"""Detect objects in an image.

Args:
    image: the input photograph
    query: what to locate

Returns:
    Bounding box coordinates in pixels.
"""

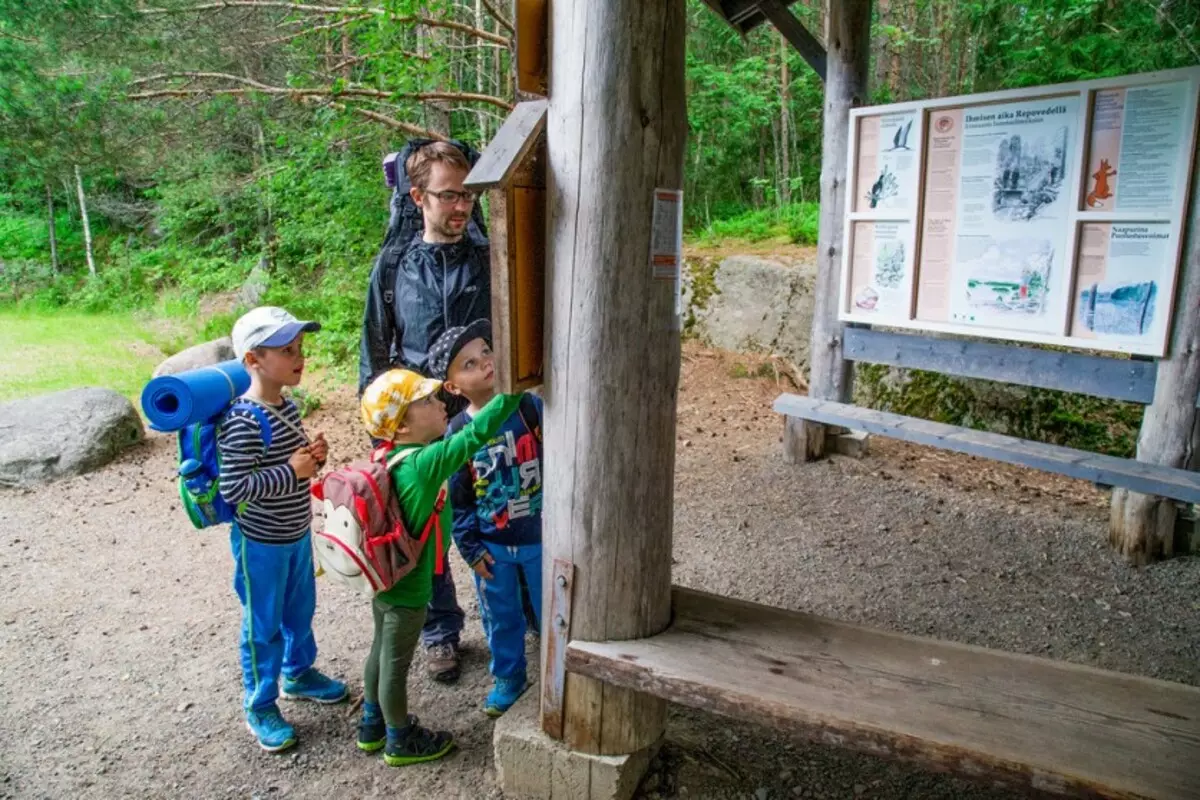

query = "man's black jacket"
[358,231,491,393]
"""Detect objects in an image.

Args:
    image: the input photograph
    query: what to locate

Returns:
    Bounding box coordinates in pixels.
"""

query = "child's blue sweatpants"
[230,524,318,712]
[474,541,542,682]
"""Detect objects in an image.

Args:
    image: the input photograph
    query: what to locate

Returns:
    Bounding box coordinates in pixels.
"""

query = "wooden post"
[1110,146,1200,564]
[542,0,686,756]
[782,0,871,464]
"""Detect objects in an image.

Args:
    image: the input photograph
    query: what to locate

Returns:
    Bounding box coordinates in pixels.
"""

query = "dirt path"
[1,343,1196,800]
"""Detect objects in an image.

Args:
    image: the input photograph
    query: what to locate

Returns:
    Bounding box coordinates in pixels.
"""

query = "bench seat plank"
[772,394,1200,503]
[566,588,1200,799]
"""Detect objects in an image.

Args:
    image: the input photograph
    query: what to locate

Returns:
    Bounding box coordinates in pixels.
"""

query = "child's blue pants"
[474,541,542,682]
[230,525,318,712]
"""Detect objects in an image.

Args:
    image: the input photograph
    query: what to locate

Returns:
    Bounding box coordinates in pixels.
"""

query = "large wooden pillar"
[783,0,871,463]
[1110,147,1200,564]
[541,0,687,755]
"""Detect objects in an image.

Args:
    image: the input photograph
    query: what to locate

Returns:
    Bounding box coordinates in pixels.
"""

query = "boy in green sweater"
[357,368,522,766]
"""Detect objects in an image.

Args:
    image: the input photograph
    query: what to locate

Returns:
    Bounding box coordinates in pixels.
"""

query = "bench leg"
[783,416,827,464]
[1109,488,1179,565]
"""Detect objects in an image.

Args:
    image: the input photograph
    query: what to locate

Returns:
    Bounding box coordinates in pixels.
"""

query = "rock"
[684,255,817,367]
[238,260,270,309]
[152,337,236,378]
[0,388,143,487]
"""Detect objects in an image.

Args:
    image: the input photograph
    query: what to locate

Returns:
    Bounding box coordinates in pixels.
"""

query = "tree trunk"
[542,0,686,758]
[780,31,792,206]
[783,0,871,463]
[1109,144,1200,563]
[874,0,890,93]
[74,164,96,277]
[45,182,59,274]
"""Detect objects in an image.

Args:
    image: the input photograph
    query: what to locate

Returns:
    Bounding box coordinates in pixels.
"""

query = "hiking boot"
[281,668,348,704]
[246,705,297,753]
[358,701,386,753]
[484,676,528,718]
[383,715,456,767]
[425,643,460,683]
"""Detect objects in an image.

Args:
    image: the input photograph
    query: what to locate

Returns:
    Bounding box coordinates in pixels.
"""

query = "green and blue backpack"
[176,400,271,529]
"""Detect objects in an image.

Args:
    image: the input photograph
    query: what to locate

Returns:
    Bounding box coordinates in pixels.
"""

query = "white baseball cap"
[232,306,321,359]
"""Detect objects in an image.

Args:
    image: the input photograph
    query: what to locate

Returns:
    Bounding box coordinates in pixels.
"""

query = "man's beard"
[433,216,467,241]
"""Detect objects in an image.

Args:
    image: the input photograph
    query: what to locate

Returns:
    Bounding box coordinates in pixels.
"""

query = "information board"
[839,67,1200,357]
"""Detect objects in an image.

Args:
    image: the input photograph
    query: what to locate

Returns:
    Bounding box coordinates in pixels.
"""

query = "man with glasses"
[358,140,490,684]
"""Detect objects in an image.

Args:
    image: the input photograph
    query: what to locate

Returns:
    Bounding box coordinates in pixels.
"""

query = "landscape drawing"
[962,238,1054,316]
[1077,281,1157,337]
[992,127,1069,221]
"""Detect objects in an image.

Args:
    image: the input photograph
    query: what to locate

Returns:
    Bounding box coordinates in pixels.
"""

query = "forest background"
[0,0,1197,403]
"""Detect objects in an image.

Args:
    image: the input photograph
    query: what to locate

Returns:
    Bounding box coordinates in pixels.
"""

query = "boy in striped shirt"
[218,306,348,753]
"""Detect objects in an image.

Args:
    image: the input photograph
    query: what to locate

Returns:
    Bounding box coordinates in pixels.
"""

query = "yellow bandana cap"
[360,369,442,441]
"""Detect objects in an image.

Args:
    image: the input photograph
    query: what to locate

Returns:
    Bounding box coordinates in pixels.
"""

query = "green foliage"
[689,202,819,245]
[855,363,1144,457]
[0,308,162,402]
[1,0,1198,407]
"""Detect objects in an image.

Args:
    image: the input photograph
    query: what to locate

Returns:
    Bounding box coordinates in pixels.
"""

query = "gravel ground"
[1,342,1196,800]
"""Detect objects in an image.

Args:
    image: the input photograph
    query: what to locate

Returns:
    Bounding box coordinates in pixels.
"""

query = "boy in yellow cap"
[357,369,522,766]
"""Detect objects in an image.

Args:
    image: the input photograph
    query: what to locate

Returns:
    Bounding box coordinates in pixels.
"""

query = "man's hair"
[406,141,471,190]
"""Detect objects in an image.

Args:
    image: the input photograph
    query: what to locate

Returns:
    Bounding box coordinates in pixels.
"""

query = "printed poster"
[940,95,1081,331]
[1084,82,1191,212]
[915,109,962,322]
[1072,223,1173,345]
[848,221,913,319]
[854,112,919,212]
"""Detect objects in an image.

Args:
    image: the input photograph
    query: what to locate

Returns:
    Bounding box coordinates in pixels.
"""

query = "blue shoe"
[281,668,348,704]
[358,701,386,752]
[484,676,528,718]
[246,705,297,753]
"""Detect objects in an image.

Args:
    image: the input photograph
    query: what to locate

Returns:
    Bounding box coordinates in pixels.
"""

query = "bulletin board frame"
[838,66,1200,357]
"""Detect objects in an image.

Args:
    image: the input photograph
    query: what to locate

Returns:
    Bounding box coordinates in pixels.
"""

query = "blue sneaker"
[246,705,297,753]
[358,701,386,753]
[484,676,528,718]
[281,668,348,704]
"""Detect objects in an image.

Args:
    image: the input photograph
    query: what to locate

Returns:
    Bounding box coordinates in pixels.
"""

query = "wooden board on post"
[465,100,548,393]
[516,0,548,97]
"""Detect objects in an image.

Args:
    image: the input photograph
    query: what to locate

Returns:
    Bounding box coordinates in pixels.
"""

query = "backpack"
[176,400,271,529]
[375,138,489,307]
[310,447,448,596]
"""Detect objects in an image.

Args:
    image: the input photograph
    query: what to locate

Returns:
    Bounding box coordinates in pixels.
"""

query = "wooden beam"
[1110,139,1200,563]
[567,587,1200,800]
[758,0,826,80]
[774,393,1200,503]
[783,0,870,463]
[542,0,686,759]
[844,328,1159,405]
[463,99,547,191]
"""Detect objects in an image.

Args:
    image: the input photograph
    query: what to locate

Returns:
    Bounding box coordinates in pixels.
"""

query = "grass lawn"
[0,309,166,403]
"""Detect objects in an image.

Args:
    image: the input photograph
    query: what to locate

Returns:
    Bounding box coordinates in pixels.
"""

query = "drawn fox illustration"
[1086,159,1116,207]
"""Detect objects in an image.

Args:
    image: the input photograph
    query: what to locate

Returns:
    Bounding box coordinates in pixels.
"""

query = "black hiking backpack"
[375,138,489,301]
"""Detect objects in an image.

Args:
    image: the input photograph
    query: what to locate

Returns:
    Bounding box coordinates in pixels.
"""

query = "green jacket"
[376,393,522,608]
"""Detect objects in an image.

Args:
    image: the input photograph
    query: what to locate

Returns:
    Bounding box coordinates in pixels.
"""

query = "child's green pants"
[363,599,427,725]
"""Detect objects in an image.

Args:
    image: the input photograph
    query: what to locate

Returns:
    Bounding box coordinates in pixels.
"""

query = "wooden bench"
[773,393,1200,504]
[566,588,1200,799]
